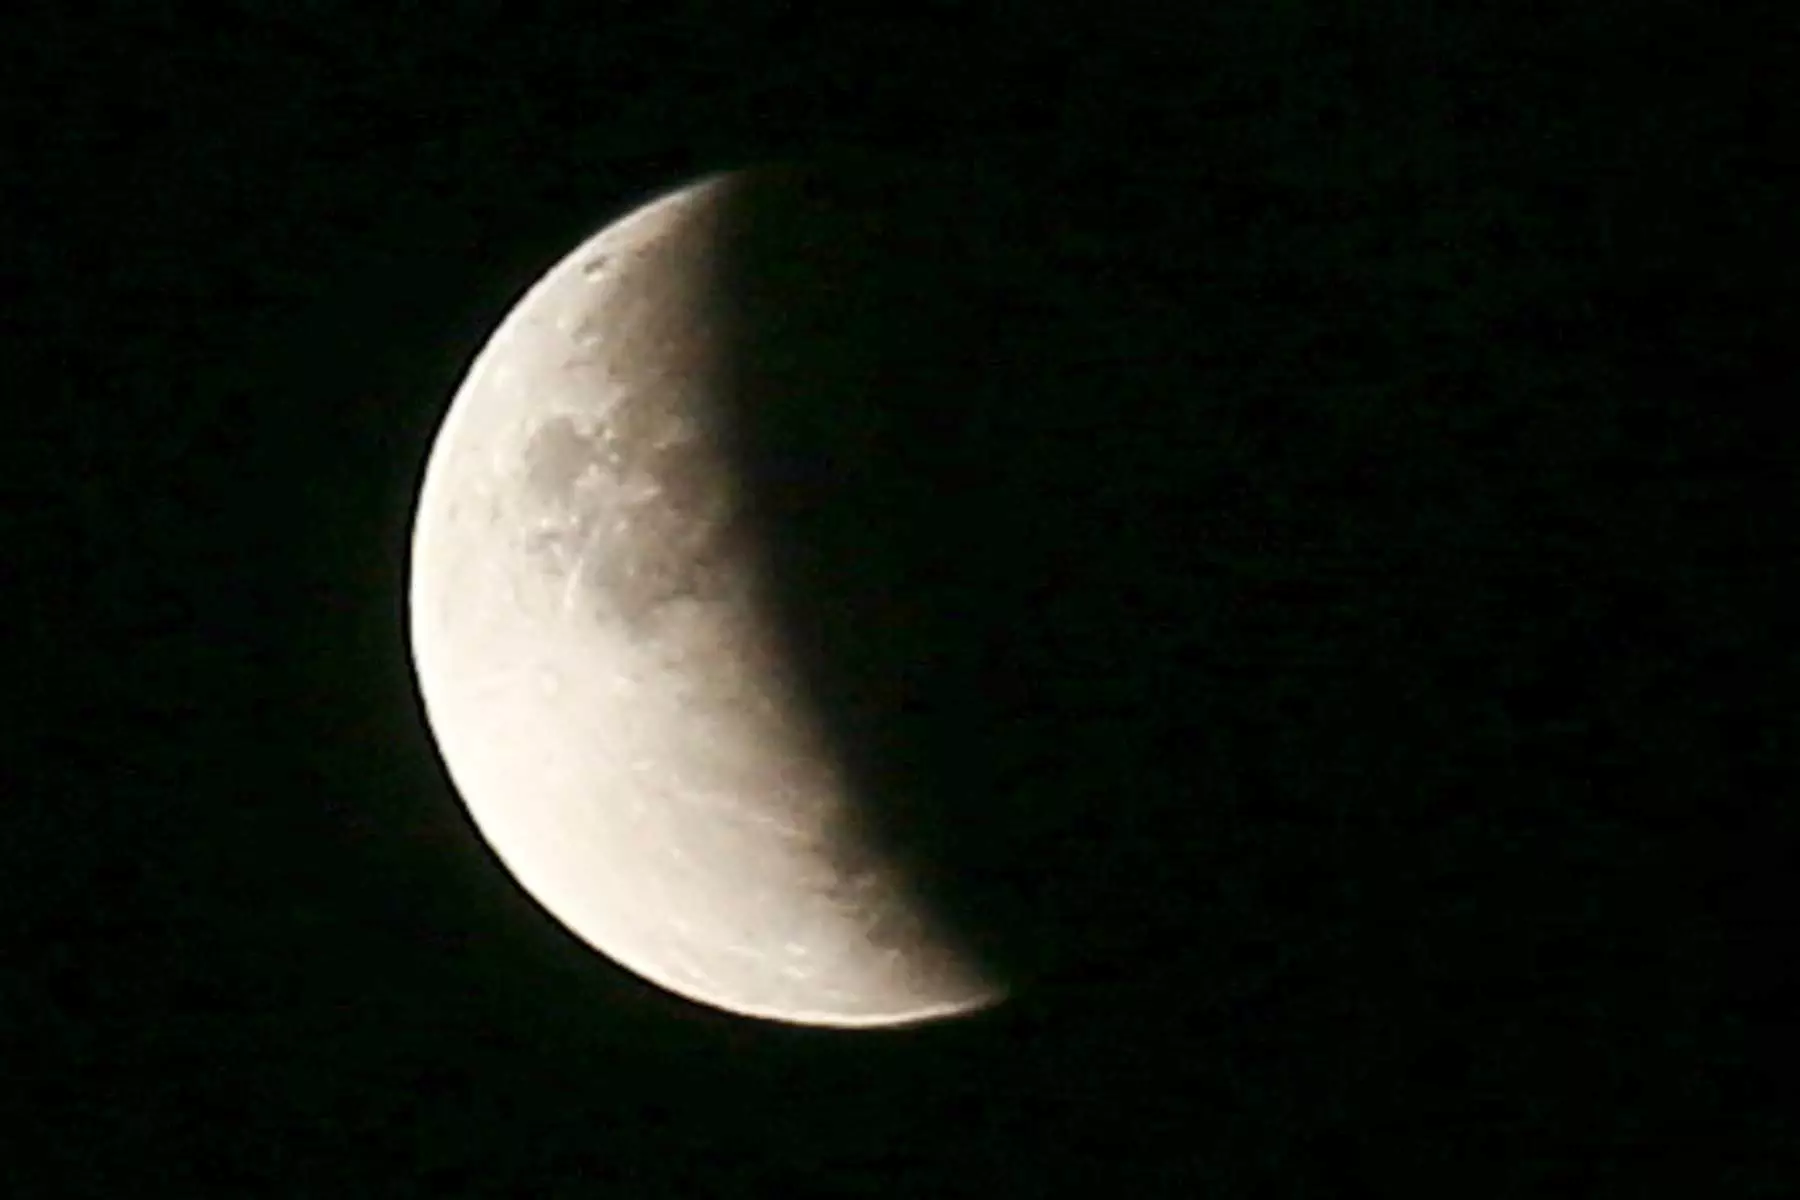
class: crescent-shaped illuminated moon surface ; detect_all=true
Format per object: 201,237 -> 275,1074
409,173 -> 1006,1027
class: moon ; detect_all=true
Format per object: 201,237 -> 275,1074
408,172 -> 1005,1027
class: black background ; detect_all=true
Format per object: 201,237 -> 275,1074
11,2 -> 1793,1193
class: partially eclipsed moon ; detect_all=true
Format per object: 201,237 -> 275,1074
408,173 -> 1005,1027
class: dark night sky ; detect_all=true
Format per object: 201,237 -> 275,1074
12,3 -> 1793,1193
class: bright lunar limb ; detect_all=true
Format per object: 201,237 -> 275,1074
408,173 -> 1005,1027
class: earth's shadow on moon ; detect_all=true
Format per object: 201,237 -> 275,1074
710,153 -> 1244,999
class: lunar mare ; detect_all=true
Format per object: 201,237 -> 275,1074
409,174 -> 1003,1026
